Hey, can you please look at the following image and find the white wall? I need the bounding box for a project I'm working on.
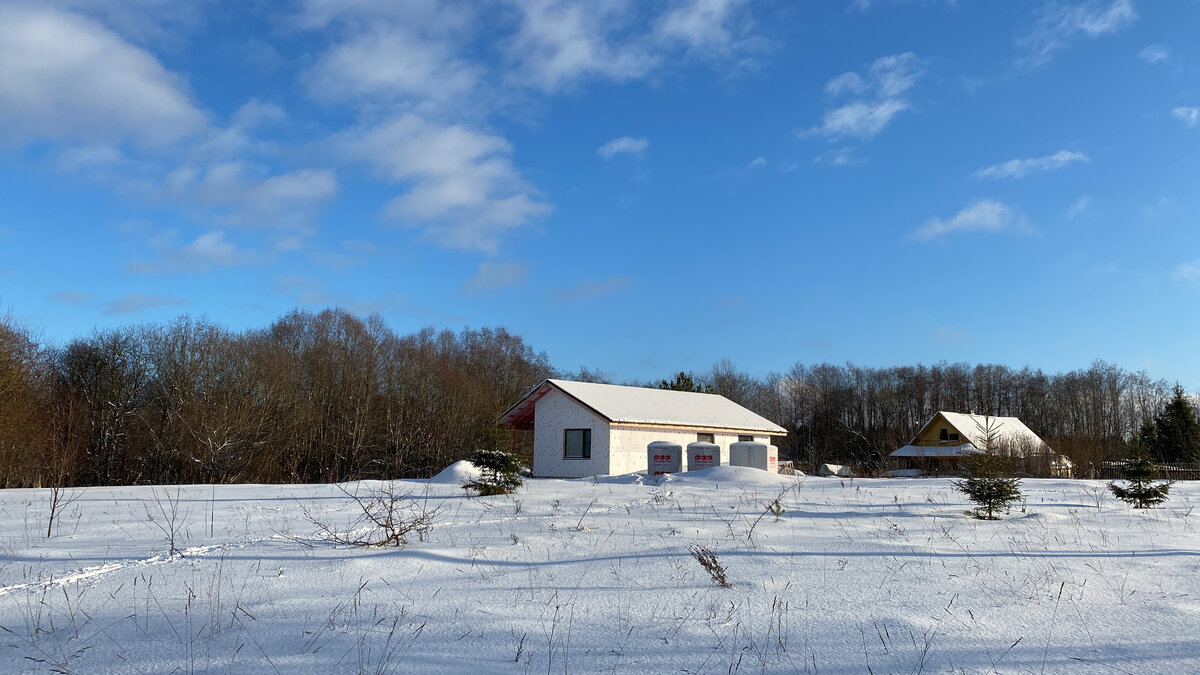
[532,388,610,478]
[531,386,777,477]
[609,425,771,474]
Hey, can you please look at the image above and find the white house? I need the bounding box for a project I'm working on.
[890,411,1073,477]
[497,379,788,478]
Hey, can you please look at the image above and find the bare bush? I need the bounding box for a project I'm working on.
[45,485,84,538]
[146,487,189,557]
[309,483,440,547]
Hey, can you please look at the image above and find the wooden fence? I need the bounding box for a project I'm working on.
[1096,461,1200,481]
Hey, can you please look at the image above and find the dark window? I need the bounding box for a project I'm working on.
[697,433,715,443]
[949,433,960,441]
[564,429,591,459]
[939,428,949,442]
[738,435,754,442]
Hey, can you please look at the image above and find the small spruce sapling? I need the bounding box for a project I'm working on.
[463,448,523,496]
[954,417,1023,520]
[1109,442,1171,509]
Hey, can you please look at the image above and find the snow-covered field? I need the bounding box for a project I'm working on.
[2,466,1198,674]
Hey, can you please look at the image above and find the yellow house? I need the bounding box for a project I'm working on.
[891,411,1073,477]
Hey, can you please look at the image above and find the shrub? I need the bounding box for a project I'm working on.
[309,483,439,547]
[463,449,523,496]
[1109,447,1171,509]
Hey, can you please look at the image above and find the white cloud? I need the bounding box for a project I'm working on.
[103,292,188,316]
[870,52,923,98]
[1138,44,1169,64]
[1174,260,1200,284]
[747,157,767,169]
[811,99,910,140]
[825,72,867,96]
[230,99,286,130]
[0,6,207,147]
[297,0,473,32]
[306,26,481,111]
[1068,196,1092,218]
[1020,0,1137,66]
[1142,196,1177,220]
[293,0,764,254]
[275,274,410,315]
[340,240,384,256]
[305,240,385,272]
[933,325,972,347]
[553,275,633,302]
[0,6,351,265]
[338,114,549,253]
[339,294,412,316]
[806,52,922,140]
[192,98,287,160]
[182,164,340,230]
[126,230,263,274]
[36,0,207,44]
[299,0,482,115]
[910,199,1031,241]
[56,144,124,171]
[230,170,339,228]
[503,0,658,92]
[814,147,861,166]
[654,0,748,52]
[975,150,1090,178]
[463,261,529,293]
[598,136,649,159]
[1171,107,1200,127]
[49,291,96,305]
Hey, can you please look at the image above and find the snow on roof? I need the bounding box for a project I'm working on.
[498,379,787,434]
[935,412,1047,451]
[890,411,1049,458]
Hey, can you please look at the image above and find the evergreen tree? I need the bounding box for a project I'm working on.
[1109,443,1171,508]
[954,418,1023,520]
[1147,385,1200,463]
[657,371,714,393]
[1135,420,1157,458]
[462,448,523,496]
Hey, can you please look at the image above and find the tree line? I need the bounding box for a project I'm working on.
[1,310,552,488]
[2,309,1197,488]
[637,359,1198,475]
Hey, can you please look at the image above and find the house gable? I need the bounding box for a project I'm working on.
[531,387,611,478]
[893,411,1051,458]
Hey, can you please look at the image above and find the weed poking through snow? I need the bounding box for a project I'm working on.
[689,544,731,588]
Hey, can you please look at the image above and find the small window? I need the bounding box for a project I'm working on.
[949,433,960,441]
[697,433,715,443]
[738,435,754,442]
[564,429,591,459]
[939,428,949,442]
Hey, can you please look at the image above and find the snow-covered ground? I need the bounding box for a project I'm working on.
[2,466,1198,673]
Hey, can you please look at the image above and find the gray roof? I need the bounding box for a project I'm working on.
[498,379,787,434]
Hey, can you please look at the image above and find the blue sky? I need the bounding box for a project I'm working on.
[1,0,1199,385]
